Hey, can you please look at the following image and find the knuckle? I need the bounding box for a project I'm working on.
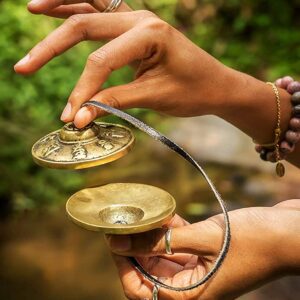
[67,14,85,28]
[87,49,109,69]
[68,91,81,106]
[142,18,173,36]
[95,94,121,110]
[205,216,225,249]
[136,9,157,21]
[66,14,88,40]
[36,40,58,58]
[206,215,226,233]
[106,96,121,110]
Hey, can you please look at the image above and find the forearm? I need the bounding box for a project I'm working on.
[209,66,300,166]
[274,200,300,274]
[109,1,293,157]
[216,68,291,144]
[210,201,300,299]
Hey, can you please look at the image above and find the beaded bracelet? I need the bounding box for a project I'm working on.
[255,76,300,177]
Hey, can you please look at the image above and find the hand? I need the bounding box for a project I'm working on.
[27,0,132,17]
[106,200,300,300]
[14,8,238,128]
[15,2,298,164]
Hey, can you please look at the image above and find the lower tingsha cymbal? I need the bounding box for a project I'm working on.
[66,183,176,234]
[32,122,135,169]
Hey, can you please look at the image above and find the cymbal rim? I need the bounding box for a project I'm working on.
[66,183,176,234]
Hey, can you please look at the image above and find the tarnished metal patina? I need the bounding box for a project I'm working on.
[32,122,175,233]
[66,183,176,234]
[32,103,231,293]
[32,122,135,169]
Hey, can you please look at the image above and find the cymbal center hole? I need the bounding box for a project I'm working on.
[99,205,144,225]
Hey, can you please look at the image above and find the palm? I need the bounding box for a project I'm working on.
[112,214,213,299]
[138,253,206,283]
[112,201,300,299]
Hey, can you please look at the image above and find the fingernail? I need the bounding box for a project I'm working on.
[76,106,89,120]
[60,102,72,121]
[15,54,30,67]
[29,0,42,5]
[107,235,131,252]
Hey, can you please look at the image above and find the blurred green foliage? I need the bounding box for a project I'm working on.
[0,0,299,216]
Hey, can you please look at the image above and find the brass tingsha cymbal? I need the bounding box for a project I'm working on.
[32,122,135,169]
[66,183,176,234]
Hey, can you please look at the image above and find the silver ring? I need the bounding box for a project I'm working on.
[165,228,173,255]
[103,0,123,12]
[152,285,159,300]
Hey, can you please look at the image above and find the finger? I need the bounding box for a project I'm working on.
[44,4,98,18]
[275,78,284,88]
[281,76,294,89]
[107,216,193,269]
[158,253,197,266]
[71,77,156,126]
[62,25,157,123]
[112,254,153,300]
[28,0,131,14]
[113,255,188,300]
[166,214,190,227]
[28,0,94,13]
[138,256,184,277]
[275,76,294,89]
[106,220,223,257]
[113,255,180,300]
[72,71,169,127]
[104,215,189,250]
[14,12,148,74]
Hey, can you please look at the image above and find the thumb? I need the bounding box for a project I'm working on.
[73,81,152,128]
[106,219,223,257]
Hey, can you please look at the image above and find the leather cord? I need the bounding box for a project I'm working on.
[83,101,231,292]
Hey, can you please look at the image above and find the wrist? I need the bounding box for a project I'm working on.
[248,205,300,278]
[271,202,300,275]
[211,67,291,144]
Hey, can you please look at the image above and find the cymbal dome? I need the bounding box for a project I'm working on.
[31,122,135,169]
[59,122,99,142]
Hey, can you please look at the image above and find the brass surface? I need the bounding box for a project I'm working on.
[32,122,135,169]
[66,183,176,234]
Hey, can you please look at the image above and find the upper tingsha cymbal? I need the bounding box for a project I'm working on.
[32,122,135,169]
[66,183,176,234]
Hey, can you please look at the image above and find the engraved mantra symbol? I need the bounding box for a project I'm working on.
[111,133,125,138]
[72,144,88,160]
[40,134,57,144]
[98,140,115,150]
[102,130,126,139]
[42,142,61,158]
[40,134,61,158]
